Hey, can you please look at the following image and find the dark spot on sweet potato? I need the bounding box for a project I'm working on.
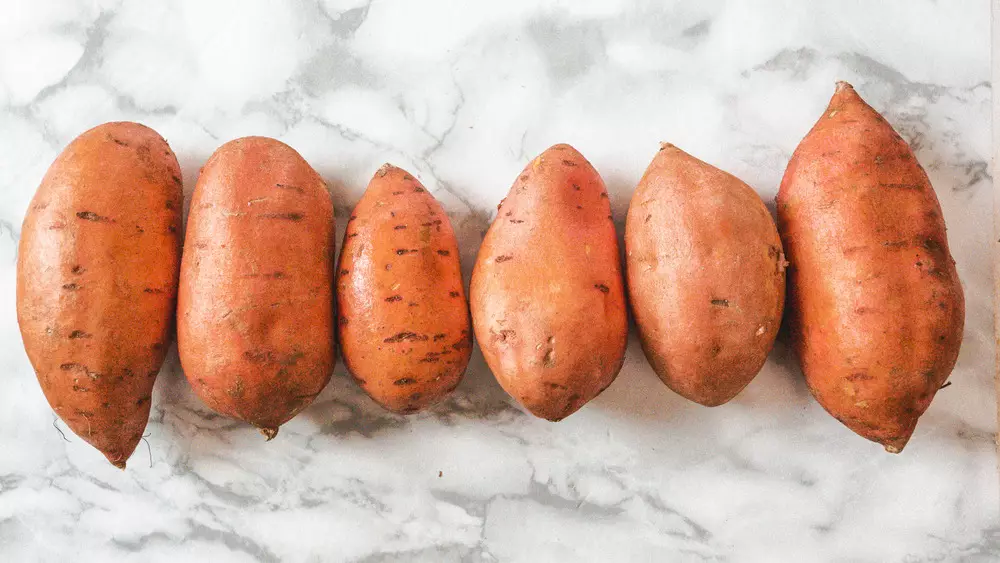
[243,349,274,364]
[340,269,350,276]
[394,378,417,386]
[165,200,175,210]
[385,295,403,302]
[76,211,111,223]
[607,215,613,220]
[384,331,428,343]
[600,192,608,198]
[572,183,581,191]
[509,219,524,224]
[392,191,404,196]
[136,396,150,406]
[346,233,358,238]
[48,222,65,230]
[576,205,583,210]
[414,187,425,193]
[420,220,443,227]
[494,329,516,343]
[385,264,392,271]
[394,224,407,230]
[433,333,446,341]
[340,317,349,326]
[710,344,722,357]
[846,372,874,381]
[263,271,285,279]
[72,385,89,392]
[171,174,183,186]
[151,342,164,351]
[259,212,304,221]
[167,224,177,233]
[436,249,450,256]
[143,287,165,294]
[519,174,529,182]
[62,283,80,291]
[71,265,84,275]
[449,291,460,298]
[419,356,440,363]
[595,284,610,294]
[645,214,652,223]
[546,382,567,390]
[710,299,729,307]
[504,211,513,217]
[562,159,576,167]
[108,135,128,146]
[68,330,91,339]
[396,248,418,255]
[60,363,82,371]
[923,238,942,252]
[495,255,513,263]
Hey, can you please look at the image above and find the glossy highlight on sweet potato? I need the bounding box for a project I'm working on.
[17,122,182,468]
[625,144,786,406]
[337,164,471,413]
[178,137,335,439]
[470,144,628,421]
[777,82,964,453]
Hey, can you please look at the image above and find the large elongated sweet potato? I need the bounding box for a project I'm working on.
[777,82,964,452]
[626,144,785,406]
[337,164,471,413]
[17,122,182,468]
[470,144,628,421]
[178,137,334,438]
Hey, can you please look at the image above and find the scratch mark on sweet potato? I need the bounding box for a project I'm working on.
[394,377,417,385]
[68,330,91,339]
[384,331,428,343]
[275,183,304,194]
[62,283,80,291]
[436,249,450,256]
[495,255,513,263]
[385,295,403,302]
[259,212,304,221]
[594,284,610,294]
[449,291,460,297]
[710,299,729,307]
[76,211,112,223]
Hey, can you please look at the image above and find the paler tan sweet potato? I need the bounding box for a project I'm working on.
[470,144,628,421]
[777,82,964,452]
[178,137,335,439]
[625,144,786,406]
[17,122,182,468]
[337,164,471,413]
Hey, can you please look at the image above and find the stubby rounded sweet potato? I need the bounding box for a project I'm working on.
[470,144,627,421]
[777,82,964,452]
[17,122,182,468]
[625,144,786,406]
[337,164,471,413]
[178,137,334,439]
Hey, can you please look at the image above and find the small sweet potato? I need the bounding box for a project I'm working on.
[625,144,786,406]
[470,144,628,421]
[177,137,335,438]
[337,164,471,413]
[777,82,964,452]
[17,122,182,468]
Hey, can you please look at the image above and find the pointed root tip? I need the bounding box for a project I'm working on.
[835,81,855,93]
[110,459,127,470]
[375,163,397,178]
[259,427,279,441]
[659,142,676,151]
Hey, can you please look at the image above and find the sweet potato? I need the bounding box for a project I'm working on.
[470,144,627,421]
[777,82,964,452]
[17,122,182,468]
[337,164,471,413]
[177,137,334,438]
[625,144,786,406]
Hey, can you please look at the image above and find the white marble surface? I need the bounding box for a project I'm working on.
[0,1,996,561]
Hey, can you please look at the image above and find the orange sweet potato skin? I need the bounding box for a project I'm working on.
[337,165,471,413]
[625,144,785,406]
[17,122,182,468]
[776,82,964,452]
[470,144,628,421]
[177,137,334,438]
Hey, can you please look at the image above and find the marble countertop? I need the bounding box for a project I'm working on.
[0,1,996,561]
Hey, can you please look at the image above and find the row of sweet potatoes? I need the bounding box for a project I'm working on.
[16,82,964,468]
